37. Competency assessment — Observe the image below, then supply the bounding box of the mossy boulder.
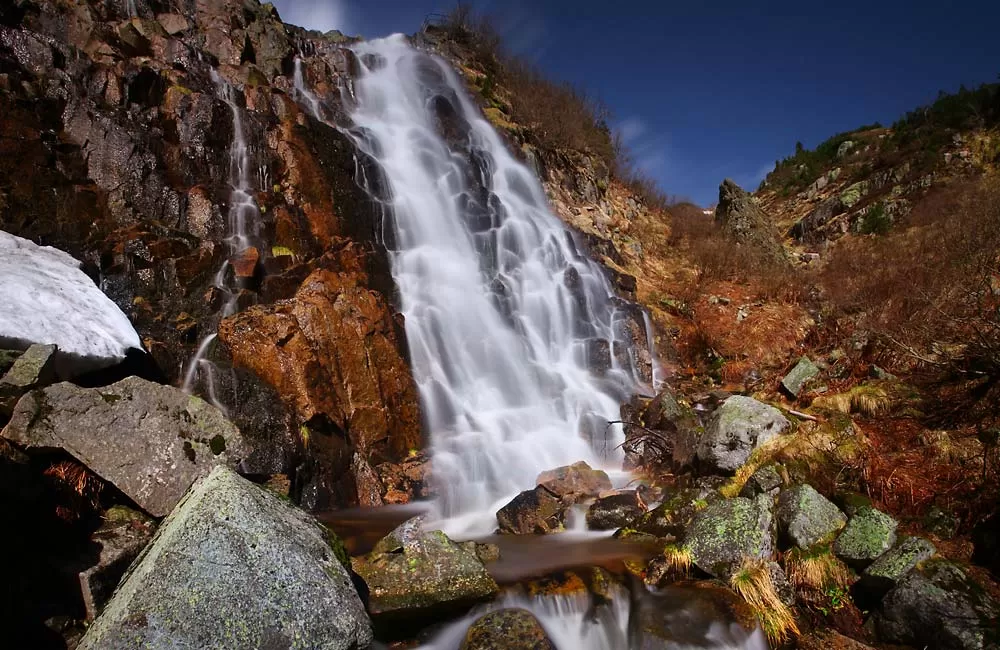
[461,608,555,650]
[77,467,372,650]
[781,356,820,398]
[859,536,936,602]
[833,507,898,569]
[873,559,999,650]
[351,518,498,633]
[696,396,791,474]
[776,484,847,549]
[683,495,775,578]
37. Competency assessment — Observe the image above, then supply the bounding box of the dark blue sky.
[272,0,1000,205]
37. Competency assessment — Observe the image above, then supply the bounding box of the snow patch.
[0,230,142,373]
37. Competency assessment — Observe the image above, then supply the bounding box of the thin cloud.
[272,0,348,33]
[616,116,668,176]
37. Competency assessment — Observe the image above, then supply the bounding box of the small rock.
[696,396,791,474]
[869,365,897,381]
[461,608,555,650]
[776,484,847,549]
[0,343,56,416]
[78,506,156,621]
[833,507,898,568]
[230,246,260,279]
[156,13,190,35]
[873,559,999,650]
[633,486,713,539]
[837,140,855,158]
[78,467,372,650]
[924,506,960,539]
[683,495,774,578]
[496,485,566,534]
[781,356,820,398]
[536,461,611,504]
[2,376,247,517]
[352,519,498,631]
[798,628,877,649]
[859,536,936,602]
[739,463,783,498]
[585,490,646,531]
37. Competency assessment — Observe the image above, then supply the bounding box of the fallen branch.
[786,409,819,422]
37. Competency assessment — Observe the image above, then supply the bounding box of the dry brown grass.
[729,557,800,645]
[719,433,796,498]
[785,546,854,592]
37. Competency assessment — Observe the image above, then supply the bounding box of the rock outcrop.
[2,376,246,516]
[78,466,372,650]
[714,179,787,262]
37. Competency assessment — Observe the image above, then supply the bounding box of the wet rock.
[218,268,421,464]
[376,451,432,504]
[629,581,761,649]
[781,356,820,398]
[0,343,56,416]
[586,489,647,531]
[859,536,936,602]
[461,608,555,650]
[78,467,372,650]
[78,506,156,621]
[2,376,246,517]
[497,485,566,534]
[230,245,260,279]
[739,463,783,498]
[683,495,775,578]
[776,484,847,549]
[873,559,999,650]
[352,519,498,633]
[696,396,790,474]
[798,628,877,649]
[536,461,612,504]
[833,507,898,569]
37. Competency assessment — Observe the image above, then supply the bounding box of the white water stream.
[341,36,651,535]
[181,70,262,410]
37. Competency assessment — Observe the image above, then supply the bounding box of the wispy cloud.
[615,116,668,176]
[272,0,348,33]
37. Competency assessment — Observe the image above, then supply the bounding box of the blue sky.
[271,0,1000,206]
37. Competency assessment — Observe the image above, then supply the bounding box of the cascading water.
[181,70,262,409]
[296,36,764,650]
[341,35,651,535]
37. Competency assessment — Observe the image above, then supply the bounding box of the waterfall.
[342,35,649,534]
[182,70,262,409]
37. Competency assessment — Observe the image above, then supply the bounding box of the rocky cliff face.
[0,0,421,509]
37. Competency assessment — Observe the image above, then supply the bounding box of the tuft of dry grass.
[645,544,693,586]
[813,384,891,417]
[785,546,854,592]
[729,557,800,645]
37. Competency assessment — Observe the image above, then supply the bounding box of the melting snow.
[0,230,142,372]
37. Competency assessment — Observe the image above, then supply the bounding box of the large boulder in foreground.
[683,495,775,578]
[873,559,999,650]
[78,466,372,650]
[696,396,790,474]
[352,517,498,632]
[2,376,246,516]
[461,608,555,650]
[0,230,142,375]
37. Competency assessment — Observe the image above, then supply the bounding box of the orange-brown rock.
[230,246,259,279]
[218,267,422,465]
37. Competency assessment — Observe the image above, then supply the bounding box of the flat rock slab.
[78,466,372,650]
[0,343,56,416]
[2,376,246,516]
